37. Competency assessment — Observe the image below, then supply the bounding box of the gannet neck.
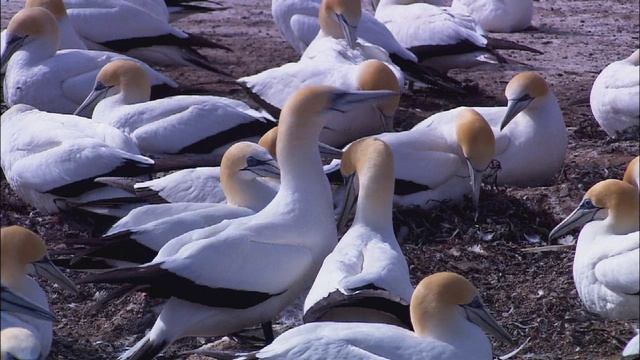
[1,227,46,286]
[318,0,362,41]
[623,156,639,189]
[348,139,395,230]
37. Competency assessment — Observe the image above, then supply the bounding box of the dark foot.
[262,321,274,345]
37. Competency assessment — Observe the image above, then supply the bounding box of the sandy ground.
[1,0,639,359]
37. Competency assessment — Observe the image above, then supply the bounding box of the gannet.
[1,7,181,115]
[60,0,230,73]
[590,50,639,138]
[1,226,78,360]
[450,0,533,33]
[271,0,463,92]
[0,104,157,215]
[226,272,512,360]
[304,138,413,328]
[1,285,56,322]
[549,179,639,320]
[374,0,541,72]
[623,156,639,190]
[75,60,275,156]
[374,108,496,212]
[79,86,397,359]
[73,141,281,267]
[414,72,565,187]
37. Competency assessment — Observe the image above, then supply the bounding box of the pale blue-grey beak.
[466,159,484,220]
[74,81,111,117]
[329,90,399,113]
[500,97,533,131]
[336,13,358,49]
[1,34,26,68]
[242,156,280,178]
[32,255,79,294]
[336,173,358,233]
[462,296,514,345]
[548,198,605,242]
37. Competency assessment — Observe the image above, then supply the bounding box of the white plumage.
[450,0,533,33]
[590,50,640,138]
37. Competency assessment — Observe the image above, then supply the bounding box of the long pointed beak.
[74,84,109,117]
[462,298,513,345]
[500,99,532,131]
[1,285,56,322]
[330,90,399,113]
[336,173,357,233]
[466,159,483,220]
[1,34,26,68]
[336,13,358,49]
[318,142,343,160]
[33,255,79,294]
[548,206,603,242]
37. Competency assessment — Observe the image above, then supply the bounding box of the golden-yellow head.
[258,127,279,159]
[456,108,495,170]
[1,226,47,267]
[319,0,361,47]
[25,0,67,19]
[96,60,151,95]
[6,7,58,39]
[357,60,401,118]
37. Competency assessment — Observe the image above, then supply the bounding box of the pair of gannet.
[270,0,462,92]
[1,7,183,115]
[450,0,534,33]
[590,50,639,138]
[0,104,158,215]
[60,0,230,73]
[79,87,396,359]
[197,273,511,360]
[1,226,78,360]
[304,138,414,329]
[417,71,565,188]
[74,60,275,157]
[549,165,639,358]
[74,139,282,267]
[374,0,541,72]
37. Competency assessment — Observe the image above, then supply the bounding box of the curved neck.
[353,166,394,231]
[606,203,639,235]
[222,173,276,211]
[416,306,486,347]
[0,261,26,289]
[12,36,57,64]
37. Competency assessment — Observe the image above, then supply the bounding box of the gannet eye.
[581,199,595,209]
[518,94,533,102]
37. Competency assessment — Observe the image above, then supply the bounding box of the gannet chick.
[227,272,512,360]
[240,55,402,147]
[59,0,230,74]
[1,7,181,114]
[623,156,639,190]
[0,104,156,215]
[376,108,496,212]
[374,0,541,72]
[450,0,533,33]
[79,86,397,359]
[549,180,639,320]
[590,50,639,139]
[1,226,78,359]
[304,138,413,328]
[75,59,274,156]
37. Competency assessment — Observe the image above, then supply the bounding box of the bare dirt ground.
[1,0,639,359]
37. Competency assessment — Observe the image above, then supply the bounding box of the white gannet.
[270,0,463,92]
[549,179,639,321]
[450,0,533,33]
[0,104,157,215]
[374,108,496,213]
[374,0,541,72]
[623,156,639,190]
[1,285,56,322]
[1,7,181,115]
[225,272,512,360]
[590,50,639,139]
[1,226,78,360]
[74,141,281,266]
[79,86,397,359]
[75,59,275,156]
[60,0,231,74]
[304,138,414,328]
[414,72,566,187]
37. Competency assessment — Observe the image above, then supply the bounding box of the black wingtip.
[180,48,232,77]
[390,54,467,95]
[184,31,233,52]
[485,36,543,55]
[235,82,282,120]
